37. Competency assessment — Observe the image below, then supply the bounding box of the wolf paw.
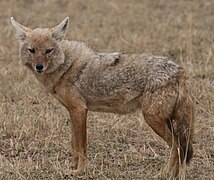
[70,169,84,176]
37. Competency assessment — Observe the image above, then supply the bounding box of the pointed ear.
[51,17,69,41]
[10,17,32,42]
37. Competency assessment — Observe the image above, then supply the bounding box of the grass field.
[0,0,213,179]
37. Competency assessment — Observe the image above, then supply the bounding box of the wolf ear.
[51,17,69,41]
[10,17,32,42]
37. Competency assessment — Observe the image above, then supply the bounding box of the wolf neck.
[31,40,95,93]
[62,40,95,61]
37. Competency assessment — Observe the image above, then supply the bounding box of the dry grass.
[0,0,214,179]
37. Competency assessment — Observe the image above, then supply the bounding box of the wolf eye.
[45,48,53,54]
[28,48,35,53]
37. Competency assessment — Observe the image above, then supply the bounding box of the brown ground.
[0,0,213,179]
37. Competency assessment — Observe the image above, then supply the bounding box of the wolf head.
[11,17,69,74]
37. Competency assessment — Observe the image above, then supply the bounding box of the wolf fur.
[11,17,194,177]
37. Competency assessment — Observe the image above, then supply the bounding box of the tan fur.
[11,17,194,177]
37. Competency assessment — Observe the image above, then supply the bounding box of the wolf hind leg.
[140,84,181,177]
[142,113,180,177]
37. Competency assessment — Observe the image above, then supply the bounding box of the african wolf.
[11,17,194,177]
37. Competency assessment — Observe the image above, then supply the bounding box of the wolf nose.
[36,64,44,71]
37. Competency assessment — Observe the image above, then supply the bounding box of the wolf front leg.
[69,107,87,176]
[54,86,88,176]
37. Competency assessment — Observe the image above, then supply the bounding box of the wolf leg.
[69,108,87,176]
[142,113,180,178]
[140,84,181,177]
[55,86,88,176]
[71,118,78,169]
